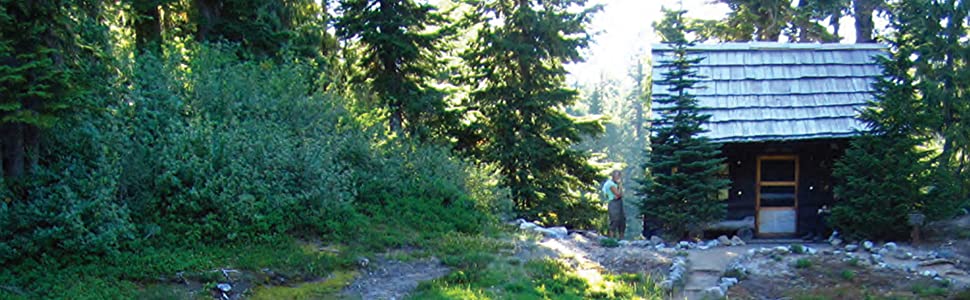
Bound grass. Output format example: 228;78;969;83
794;258;813;269
411;232;667;299
600;238;620;248
249;271;356;300
0;235;351;299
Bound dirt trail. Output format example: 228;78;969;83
678;245;761;300
340;256;449;300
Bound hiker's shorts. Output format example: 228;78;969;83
609;198;626;238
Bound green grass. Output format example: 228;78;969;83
0;235;351;299
794;258;813;269
411;232;666;300
249;271;356;300
839;270;855;281
600;238;620;248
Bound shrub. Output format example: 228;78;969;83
599;238;620;248
840;270;855;281
794;258;812;269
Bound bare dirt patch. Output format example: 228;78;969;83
340;255;450;300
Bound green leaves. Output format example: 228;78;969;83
638;8;729;238
460;0;603;225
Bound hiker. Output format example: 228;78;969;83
602;170;625;239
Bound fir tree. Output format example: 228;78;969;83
460;0;603;225
637;8;729;238
335;0;455;138
831;0;967;240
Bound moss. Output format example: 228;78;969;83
249;271;357;300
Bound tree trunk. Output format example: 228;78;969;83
1;123;25;178
133;0;163;54
853;0;877;43
830;8;842;42
193;0;220;42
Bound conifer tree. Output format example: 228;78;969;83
460;0;603;224
831;0;967;240
335;0;455;138
637;8;729;237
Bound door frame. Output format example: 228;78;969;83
755;155;799;237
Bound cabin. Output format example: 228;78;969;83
651;42;886;238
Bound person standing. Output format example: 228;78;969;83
602;170;625;239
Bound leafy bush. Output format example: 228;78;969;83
599;238;620;248
794;258;813;269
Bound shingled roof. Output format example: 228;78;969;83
650;42;887;143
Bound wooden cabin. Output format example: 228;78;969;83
651;42;886;238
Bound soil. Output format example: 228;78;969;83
340;254;450;300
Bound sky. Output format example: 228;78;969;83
564;0;731;85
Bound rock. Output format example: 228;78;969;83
921;270;939;277
893;251;913;260
703;286;726;298
845;244;859;252
217;283;232;293
631;240;650;247
774;246;791;254
746;249;757;256
357;257;370;268
806;247;818;255
619;240;631;247
660;279;674;290
534;226;567;238
650;235;664;245
718;235;733;246
654;243;667;250
548;226;568;238
707;239;720;248
511;218;527;225
870;254;884;264
877;248;889;256
519;222;538;230
677;241;691;249
937;250;956;259
884;242;898;251
862;240;874;251
698;245;711;250
720;277;739;287
944;269;969;276
918;258;956;267
830;238;843;247
731;235;746;246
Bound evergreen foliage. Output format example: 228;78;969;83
335;0;456;138
460;0;603;226
637;9;729;238
831;0;968;240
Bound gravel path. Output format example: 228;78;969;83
340;256;449;300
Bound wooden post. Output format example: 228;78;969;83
908;213;925;245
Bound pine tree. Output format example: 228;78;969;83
335;0;455;139
637;8;729;238
460;0;603;225
831;0;967;240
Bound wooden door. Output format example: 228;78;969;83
756;155;798;236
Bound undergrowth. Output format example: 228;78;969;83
411;231;666;299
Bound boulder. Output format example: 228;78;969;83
660;279;674;291
519;222;538;230
677;241;691;249
884;242;898;251
217;283;232;293
830;238;843;247
619;240;631;247
534;226;568;239
918;258;956;267
630;240;650;247
862;240;875;251
731;236;746;246
702;286;726;298
720;277;739;287
845;244;859;252
650;235;664;245
718;235;733;246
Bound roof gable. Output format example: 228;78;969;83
651;42;887;143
